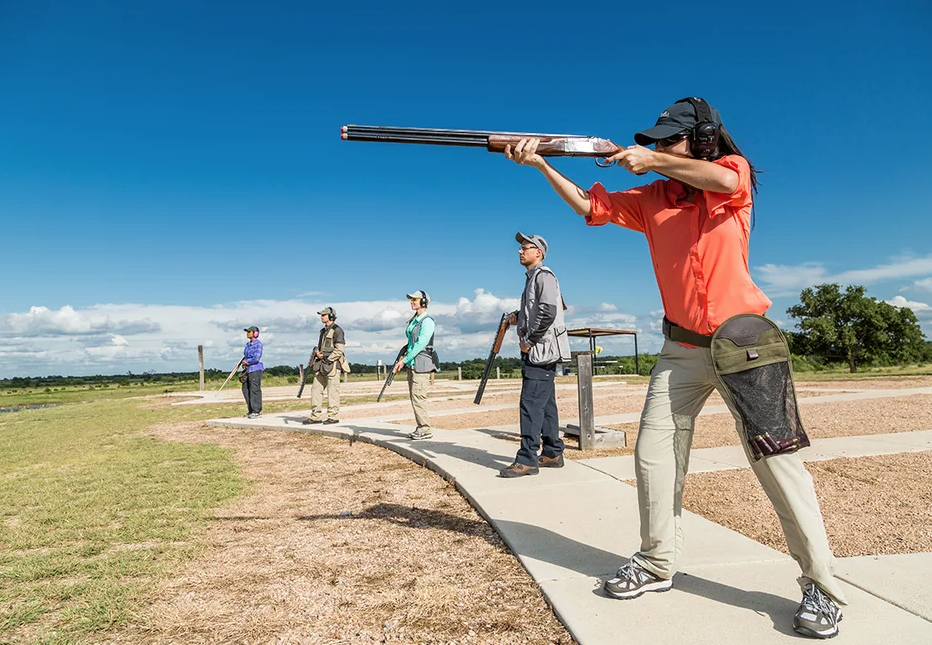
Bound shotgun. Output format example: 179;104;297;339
474;311;517;405
377;346;408;403
296;354;315;398
341;125;623;167
217;360;243;394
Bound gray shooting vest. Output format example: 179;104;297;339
410;316;439;373
519;265;571;366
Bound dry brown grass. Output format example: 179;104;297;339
98;422;574;645
682;451;932;557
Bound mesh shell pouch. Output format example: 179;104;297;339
710;314;810;461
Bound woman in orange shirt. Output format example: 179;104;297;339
506;98;844;640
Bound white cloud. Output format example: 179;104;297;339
0;291;668;378
886;296;932;312
756;255;932;297
912;277;932;292
0;305;160;337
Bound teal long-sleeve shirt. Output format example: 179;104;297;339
403;313;435;367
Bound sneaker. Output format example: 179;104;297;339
603;561;673;599
302;418;322;425
794;583;842;639
498;462;539;478
407;428;433;440
539;454;564;468
247;412;260;419
323;418;339;425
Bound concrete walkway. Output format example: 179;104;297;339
207;408;932;643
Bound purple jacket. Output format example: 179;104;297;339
243;339;264;373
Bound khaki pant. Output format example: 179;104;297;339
309;370;340;420
631;339;847;604
408;370;431;430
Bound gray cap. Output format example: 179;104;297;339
317;306;336;317
516;232;547;257
406;290;430;305
244;325;259;333
634;97;722;146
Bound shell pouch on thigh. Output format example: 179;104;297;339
710;314;810;461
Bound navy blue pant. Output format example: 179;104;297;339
515;356;562;467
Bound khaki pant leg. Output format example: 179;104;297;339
632;340;716;579
408;370;431;429
308;372;326;420
717;385;848;605
327;372;341;418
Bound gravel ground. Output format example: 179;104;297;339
419;387;834;432
794;376;932;389
682;451;932;557
101;422;575;645
587;394;932;459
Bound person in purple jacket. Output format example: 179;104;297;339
241;325;264;418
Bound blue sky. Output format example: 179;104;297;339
2;0;931;377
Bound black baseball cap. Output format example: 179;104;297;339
634;98;722;146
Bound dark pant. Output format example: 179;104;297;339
242;370;263;414
515;357;562;467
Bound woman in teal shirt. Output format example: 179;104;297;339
393;290;439;440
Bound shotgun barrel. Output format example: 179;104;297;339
341;125;621;159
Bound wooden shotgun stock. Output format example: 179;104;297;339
474;311;517;405
377;346;408;403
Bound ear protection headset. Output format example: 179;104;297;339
676;97;720;159
327;308;336;322
417;290;429;308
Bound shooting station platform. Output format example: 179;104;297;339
567;327;640;375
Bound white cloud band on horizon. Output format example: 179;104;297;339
0;290;656;378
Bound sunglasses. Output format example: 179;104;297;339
656;131;690;147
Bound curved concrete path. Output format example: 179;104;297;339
207;406;932;644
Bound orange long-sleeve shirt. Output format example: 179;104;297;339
587;155;771;336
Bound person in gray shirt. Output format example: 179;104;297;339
500;232;571;478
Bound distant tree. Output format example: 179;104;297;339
786;283;927;373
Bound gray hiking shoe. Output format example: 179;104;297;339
603;561;672;599
407;428;433;440
794;583;842;639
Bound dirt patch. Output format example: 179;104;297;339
102;422;574;644
682;451;932;557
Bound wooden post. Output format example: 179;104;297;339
198;345;204;391
429;372;435;386
496;366;501;380
457;366;462;381
299;363;305;385
576;352;595;451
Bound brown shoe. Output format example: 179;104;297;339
539;454;565;468
323;418;339;425
302;418;322;425
499;462;539;478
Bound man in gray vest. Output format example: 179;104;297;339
303;307;350;425
500;232;572;478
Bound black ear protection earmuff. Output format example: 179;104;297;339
418;290;429;308
328;308;336;322
677;97;720;159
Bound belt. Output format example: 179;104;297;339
662;317;713;348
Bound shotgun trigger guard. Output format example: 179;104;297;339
595;157;615;168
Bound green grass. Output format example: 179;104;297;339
0;395;247;643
